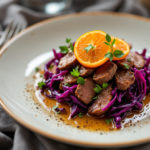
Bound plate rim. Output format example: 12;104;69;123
0;11;150;147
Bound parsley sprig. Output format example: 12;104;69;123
104;34;124;61
94;83;108;94
94;84;102;94
77;77;85;85
93;83;108;100
84;44;95;53
70;66;85;85
102;83;108;88
70;66;80;77
123;63;129;69
105;118;113;125
64;83;71;87
35;67;40;72
78;112;83;118
59;38;74;54
38;81;46;89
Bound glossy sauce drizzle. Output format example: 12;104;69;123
33;73;150;132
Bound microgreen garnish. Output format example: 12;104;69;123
127;58;131;62
94;83;109;94
78;112;83;118
104;52;113;61
93;96;98;100
38;81;46;89
113;50;124;58
35;67;40;72
59;46;68;54
64;83;71;87
104;33;124;61
66;38;71;43
49;64;54;69
84;44;95;53
70;66;80;77
94;84;102;94
106;33;111;42
59;38;74;54
52;106;58;110
105;118;113;125
111;38;116;46
77;77;85;85
69;43;74;51
123;63;129;69
70;66;85;85
40;74;43;78
102;83;108;89
52;106;60;114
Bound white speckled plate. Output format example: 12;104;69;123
0;12;150;148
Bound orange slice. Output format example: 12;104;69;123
74;30;130;68
111;37;130;60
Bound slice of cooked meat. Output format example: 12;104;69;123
117;56;134;70
63;74;77;84
128;52;145;69
93;62;117;84
59;74;77;90
79;66;95;77
88;85;112;116
48;63;57;74
115;69;135;91
75;78;96;104
58;52;77;70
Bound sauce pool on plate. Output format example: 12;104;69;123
32;72;150;132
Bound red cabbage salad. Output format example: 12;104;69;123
36;38;150;129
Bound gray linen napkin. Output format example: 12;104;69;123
0;0;150;150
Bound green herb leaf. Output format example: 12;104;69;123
127;58;131;62
104;52;113;61
64;83;71;87
102;83;108;89
35;67;40;72
106;33;111;42
52;106;60;114
70;66;80;77
77;77;85;85
111;39;116;46
123;63;129;69
105;118;113;125
113;50;124;58
94;84;102;94
66;38;71;43
69;43;74;51
104;42;110;46
40;74;43;78
49;64;54;69
84;44;95;53
93;96;98;100
38;81;46;89
59;46;68;54
78;112;83;118
52;105;58;110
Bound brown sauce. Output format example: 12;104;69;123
32;72;150;132
43;96;115;132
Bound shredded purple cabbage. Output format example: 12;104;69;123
106;49;150;128
40;48;150;129
69;104;83;118
53;107;66;114
41;49;87;117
